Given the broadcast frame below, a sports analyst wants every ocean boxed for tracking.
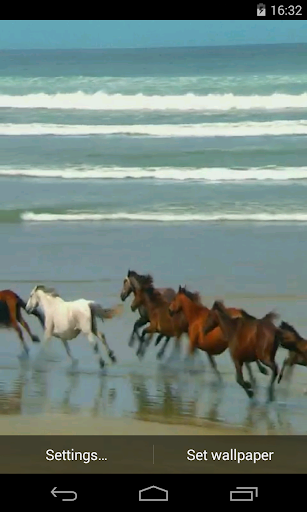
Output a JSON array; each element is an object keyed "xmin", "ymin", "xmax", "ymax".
[{"xmin": 0, "ymin": 44, "xmax": 307, "ymax": 434}]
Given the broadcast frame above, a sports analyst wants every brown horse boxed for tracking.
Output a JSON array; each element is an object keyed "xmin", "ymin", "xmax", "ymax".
[
  {"xmin": 202, "ymin": 300, "xmax": 280, "ymax": 400},
  {"xmin": 120, "ymin": 270, "xmax": 176, "ymax": 350},
  {"xmin": 277, "ymin": 321, "xmax": 307, "ymax": 383},
  {"xmin": 130, "ymin": 282, "xmax": 189, "ymax": 359},
  {"xmin": 168, "ymin": 286, "xmax": 268, "ymax": 381},
  {"xmin": 0, "ymin": 290, "xmax": 44, "ymax": 355}
]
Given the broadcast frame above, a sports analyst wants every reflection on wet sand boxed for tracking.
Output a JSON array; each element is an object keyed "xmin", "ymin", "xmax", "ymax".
[
  {"xmin": 0, "ymin": 358, "xmax": 304, "ymax": 434},
  {"xmin": 58, "ymin": 374, "xmax": 80, "ymax": 415},
  {"xmin": 129, "ymin": 368, "xmax": 299, "ymax": 434},
  {"xmin": 130, "ymin": 372, "xmax": 197, "ymax": 422},
  {"xmin": 0, "ymin": 378, "xmax": 23, "ymax": 415},
  {"xmin": 90, "ymin": 379, "xmax": 117, "ymax": 418},
  {"xmin": 243, "ymin": 402, "xmax": 294, "ymax": 434}
]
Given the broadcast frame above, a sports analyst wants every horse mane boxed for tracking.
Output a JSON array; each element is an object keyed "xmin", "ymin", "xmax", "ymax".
[
  {"xmin": 212, "ymin": 300, "xmax": 231, "ymax": 315},
  {"xmin": 212, "ymin": 300, "xmax": 224, "ymax": 309},
  {"xmin": 240, "ymin": 309, "xmax": 257, "ymax": 320},
  {"xmin": 143, "ymin": 286, "xmax": 166, "ymax": 305},
  {"xmin": 279, "ymin": 321, "xmax": 303, "ymax": 340},
  {"xmin": 180, "ymin": 287, "xmax": 201, "ymax": 304},
  {"xmin": 35, "ymin": 285, "xmax": 60, "ymax": 298},
  {"xmin": 213, "ymin": 300, "xmax": 256, "ymax": 320},
  {"xmin": 262, "ymin": 311, "xmax": 279, "ymax": 323},
  {"xmin": 127, "ymin": 270, "xmax": 154, "ymax": 289}
]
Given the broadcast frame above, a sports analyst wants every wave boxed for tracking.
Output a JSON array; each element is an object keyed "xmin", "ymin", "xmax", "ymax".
[
  {"xmin": 2, "ymin": 166, "xmax": 307, "ymax": 182},
  {"xmin": 1, "ymin": 92, "xmax": 307, "ymax": 111},
  {"xmin": 1, "ymin": 74, "xmax": 307, "ymax": 95},
  {"xmin": 1, "ymin": 120, "xmax": 307, "ymax": 137},
  {"xmin": 20, "ymin": 211, "xmax": 307, "ymax": 223}
]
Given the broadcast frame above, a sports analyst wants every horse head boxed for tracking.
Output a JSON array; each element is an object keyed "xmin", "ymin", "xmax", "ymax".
[
  {"xmin": 120, "ymin": 270, "xmax": 134, "ymax": 301},
  {"xmin": 168, "ymin": 285, "xmax": 185, "ymax": 316}
]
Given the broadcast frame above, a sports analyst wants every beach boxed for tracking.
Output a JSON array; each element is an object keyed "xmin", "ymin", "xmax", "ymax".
[{"xmin": 0, "ymin": 221, "xmax": 306, "ymax": 435}]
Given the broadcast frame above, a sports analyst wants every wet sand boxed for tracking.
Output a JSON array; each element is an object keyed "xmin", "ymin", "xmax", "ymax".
[
  {"xmin": 0, "ymin": 413, "xmax": 248, "ymax": 435},
  {"xmin": 0, "ymin": 223, "xmax": 307, "ymax": 435}
]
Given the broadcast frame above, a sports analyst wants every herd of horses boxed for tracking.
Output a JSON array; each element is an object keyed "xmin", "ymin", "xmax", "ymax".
[
  {"xmin": 120, "ymin": 270, "xmax": 307, "ymax": 401},
  {"xmin": 0, "ymin": 271, "xmax": 306, "ymax": 401}
]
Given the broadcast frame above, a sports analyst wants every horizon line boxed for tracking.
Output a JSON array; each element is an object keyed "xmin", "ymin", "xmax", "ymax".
[{"xmin": 0, "ymin": 41, "xmax": 307, "ymax": 51}]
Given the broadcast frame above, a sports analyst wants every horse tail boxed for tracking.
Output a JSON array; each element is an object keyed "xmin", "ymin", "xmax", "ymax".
[
  {"xmin": 15, "ymin": 294, "xmax": 45, "ymax": 329},
  {"xmin": 89, "ymin": 302, "xmax": 123, "ymax": 324}
]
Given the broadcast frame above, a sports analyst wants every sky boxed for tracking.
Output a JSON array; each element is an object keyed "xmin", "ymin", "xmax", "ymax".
[{"xmin": 0, "ymin": 20, "xmax": 306, "ymax": 49}]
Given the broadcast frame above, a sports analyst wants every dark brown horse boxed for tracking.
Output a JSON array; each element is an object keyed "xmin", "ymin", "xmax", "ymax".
[
  {"xmin": 120, "ymin": 270, "xmax": 175, "ymax": 350},
  {"xmin": 278, "ymin": 321, "xmax": 307, "ymax": 383},
  {"xmin": 130, "ymin": 282, "xmax": 190, "ymax": 359},
  {"xmin": 203, "ymin": 300, "xmax": 280, "ymax": 400},
  {"xmin": 0, "ymin": 290, "xmax": 44, "ymax": 355},
  {"xmin": 168, "ymin": 286, "xmax": 267, "ymax": 380}
]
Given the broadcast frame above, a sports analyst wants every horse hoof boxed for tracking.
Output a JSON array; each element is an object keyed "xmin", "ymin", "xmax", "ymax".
[
  {"xmin": 137, "ymin": 350, "xmax": 144, "ymax": 360},
  {"xmin": 267, "ymin": 388, "xmax": 275, "ymax": 402},
  {"xmin": 32, "ymin": 335, "xmax": 40, "ymax": 343},
  {"xmin": 109, "ymin": 351, "xmax": 116, "ymax": 363},
  {"xmin": 99, "ymin": 359, "xmax": 105, "ymax": 369},
  {"xmin": 156, "ymin": 351, "xmax": 164, "ymax": 360},
  {"xmin": 244, "ymin": 381, "xmax": 252, "ymax": 389},
  {"xmin": 247, "ymin": 389, "xmax": 254, "ymax": 398}
]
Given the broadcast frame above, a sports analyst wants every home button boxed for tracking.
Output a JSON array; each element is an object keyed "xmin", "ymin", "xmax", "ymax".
[{"xmin": 139, "ymin": 485, "xmax": 168, "ymax": 501}]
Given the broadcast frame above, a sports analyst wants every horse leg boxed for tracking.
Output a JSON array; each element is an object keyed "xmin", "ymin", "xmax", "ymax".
[
  {"xmin": 129, "ymin": 317, "xmax": 148, "ymax": 347},
  {"xmin": 155, "ymin": 333, "xmax": 165, "ymax": 346},
  {"xmin": 97, "ymin": 331, "xmax": 116, "ymax": 363},
  {"xmin": 7, "ymin": 302, "xmax": 29, "ymax": 357},
  {"xmin": 259, "ymin": 358, "xmax": 278, "ymax": 402},
  {"xmin": 268, "ymin": 361, "xmax": 279, "ymax": 402},
  {"xmin": 137, "ymin": 327, "xmax": 155, "ymax": 359},
  {"xmin": 16, "ymin": 308, "xmax": 40, "ymax": 343},
  {"xmin": 136, "ymin": 326, "xmax": 153, "ymax": 357},
  {"xmin": 170, "ymin": 336, "xmax": 181, "ymax": 359},
  {"xmin": 11, "ymin": 320, "xmax": 29, "ymax": 358},
  {"xmin": 133, "ymin": 325, "xmax": 151, "ymax": 357},
  {"xmin": 246, "ymin": 363, "xmax": 257, "ymax": 388},
  {"xmin": 87, "ymin": 332, "xmax": 105, "ymax": 369},
  {"xmin": 256, "ymin": 360, "xmax": 268, "ymax": 375},
  {"xmin": 233, "ymin": 359, "xmax": 254, "ymax": 398},
  {"xmin": 184, "ymin": 337, "xmax": 197, "ymax": 372},
  {"xmin": 207, "ymin": 354, "xmax": 222, "ymax": 382},
  {"xmin": 185, "ymin": 338, "xmax": 196, "ymax": 362},
  {"xmin": 157, "ymin": 336, "xmax": 171, "ymax": 360},
  {"xmin": 278, "ymin": 355, "xmax": 291, "ymax": 384},
  {"xmin": 39, "ymin": 317, "xmax": 53, "ymax": 350},
  {"xmin": 279, "ymin": 352, "xmax": 297, "ymax": 385},
  {"xmin": 61, "ymin": 339, "xmax": 78, "ymax": 367},
  {"xmin": 139, "ymin": 326, "xmax": 153, "ymax": 354}
]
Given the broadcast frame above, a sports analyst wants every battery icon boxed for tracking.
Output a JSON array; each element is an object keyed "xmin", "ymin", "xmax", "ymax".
[{"xmin": 257, "ymin": 3, "xmax": 266, "ymax": 15}]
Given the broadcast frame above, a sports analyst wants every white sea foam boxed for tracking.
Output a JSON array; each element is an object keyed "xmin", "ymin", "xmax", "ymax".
[
  {"xmin": 21, "ymin": 211, "xmax": 307, "ymax": 223},
  {"xmin": 1, "ymin": 120, "xmax": 307, "ymax": 137},
  {"xmin": 1, "ymin": 92, "xmax": 307, "ymax": 111},
  {"xmin": 2, "ymin": 166, "xmax": 307, "ymax": 182}
]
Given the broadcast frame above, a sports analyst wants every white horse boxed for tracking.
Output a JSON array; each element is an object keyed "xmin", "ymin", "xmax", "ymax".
[{"xmin": 25, "ymin": 285, "xmax": 123, "ymax": 369}]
